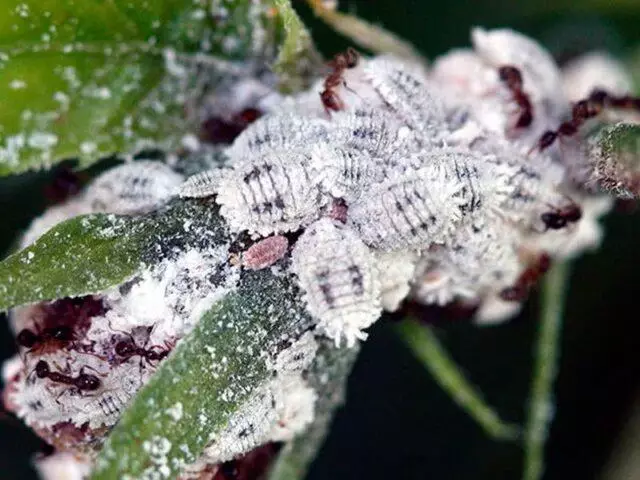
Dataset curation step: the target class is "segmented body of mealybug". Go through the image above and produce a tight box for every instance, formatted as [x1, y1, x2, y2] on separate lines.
[348, 162, 467, 251]
[437, 219, 522, 296]
[412, 149, 498, 214]
[225, 115, 333, 161]
[291, 219, 381, 347]
[310, 145, 386, 203]
[84, 161, 184, 215]
[332, 108, 419, 160]
[242, 235, 289, 270]
[414, 218, 522, 303]
[86, 391, 130, 426]
[216, 150, 324, 236]
[179, 168, 228, 198]
[363, 57, 446, 136]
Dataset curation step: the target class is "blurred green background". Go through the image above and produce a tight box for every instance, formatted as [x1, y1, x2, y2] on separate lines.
[1, 0, 640, 478]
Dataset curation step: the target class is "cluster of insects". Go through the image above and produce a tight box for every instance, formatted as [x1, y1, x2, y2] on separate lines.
[178, 27, 639, 340]
[4, 25, 640, 476]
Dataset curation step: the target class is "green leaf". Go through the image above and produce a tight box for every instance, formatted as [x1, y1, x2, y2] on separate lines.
[0, 198, 226, 310]
[0, 0, 310, 176]
[92, 268, 312, 480]
[586, 122, 640, 198]
[271, 0, 322, 93]
[395, 320, 519, 441]
[522, 262, 570, 480]
[269, 339, 359, 480]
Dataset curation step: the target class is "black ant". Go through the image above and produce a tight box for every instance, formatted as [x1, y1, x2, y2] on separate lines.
[114, 337, 169, 364]
[540, 203, 582, 230]
[500, 253, 551, 302]
[320, 47, 360, 113]
[34, 360, 101, 392]
[535, 88, 640, 151]
[498, 65, 533, 129]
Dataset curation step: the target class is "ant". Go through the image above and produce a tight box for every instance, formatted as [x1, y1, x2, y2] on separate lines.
[500, 253, 551, 302]
[114, 337, 169, 364]
[498, 65, 533, 129]
[44, 165, 85, 205]
[16, 326, 74, 351]
[535, 88, 640, 151]
[320, 47, 360, 113]
[201, 107, 262, 145]
[34, 360, 101, 392]
[540, 203, 582, 230]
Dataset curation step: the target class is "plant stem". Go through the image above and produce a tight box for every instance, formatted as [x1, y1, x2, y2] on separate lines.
[522, 261, 571, 480]
[396, 320, 519, 440]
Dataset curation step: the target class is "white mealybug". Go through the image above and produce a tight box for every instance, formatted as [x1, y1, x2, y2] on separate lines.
[332, 108, 419, 160]
[348, 159, 467, 251]
[216, 150, 325, 236]
[362, 56, 446, 136]
[414, 218, 522, 303]
[310, 144, 385, 203]
[437, 218, 522, 297]
[178, 168, 229, 198]
[291, 219, 381, 347]
[225, 114, 332, 161]
[83, 160, 184, 215]
[471, 27, 567, 120]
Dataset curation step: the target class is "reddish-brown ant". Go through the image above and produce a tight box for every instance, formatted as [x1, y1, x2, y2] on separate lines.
[16, 326, 74, 350]
[320, 47, 360, 113]
[34, 360, 101, 392]
[535, 88, 640, 151]
[201, 107, 262, 145]
[500, 253, 551, 302]
[540, 203, 582, 230]
[498, 65, 533, 129]
[44, 165, 85, 204]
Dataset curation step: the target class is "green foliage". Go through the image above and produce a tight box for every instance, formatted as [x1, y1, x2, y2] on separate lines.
[272, 0, 322, 92]
[92, 269, 312, 480]
[269, 340, 360, 480]
[0, 0, 316, 176]
[0, 198, 225, 310]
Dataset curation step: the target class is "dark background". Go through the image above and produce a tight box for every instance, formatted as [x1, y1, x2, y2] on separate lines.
[2, 0, 640, 478]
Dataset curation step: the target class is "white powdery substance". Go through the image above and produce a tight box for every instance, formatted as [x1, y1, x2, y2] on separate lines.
[34, 451, 92, 480]
[562, 51, 634, 102]
[374, 250, 419, 312]
[103, 246, 239, 340]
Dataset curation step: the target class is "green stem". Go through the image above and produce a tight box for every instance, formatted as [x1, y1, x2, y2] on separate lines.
[522, 261, 571, 480]
[396, 320, 519, 441]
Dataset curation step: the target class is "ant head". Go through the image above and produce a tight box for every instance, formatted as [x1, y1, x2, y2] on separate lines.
[540, 212, 567, 230]
[500, 285, 527, 302]
[76, 374, 101, 391]
[49, 326, 74, 341]
[35, 361, 49, 378]
[345, 48, 360, 68]
[16, 329, 38, 348]
[115, 339, 136, 357]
